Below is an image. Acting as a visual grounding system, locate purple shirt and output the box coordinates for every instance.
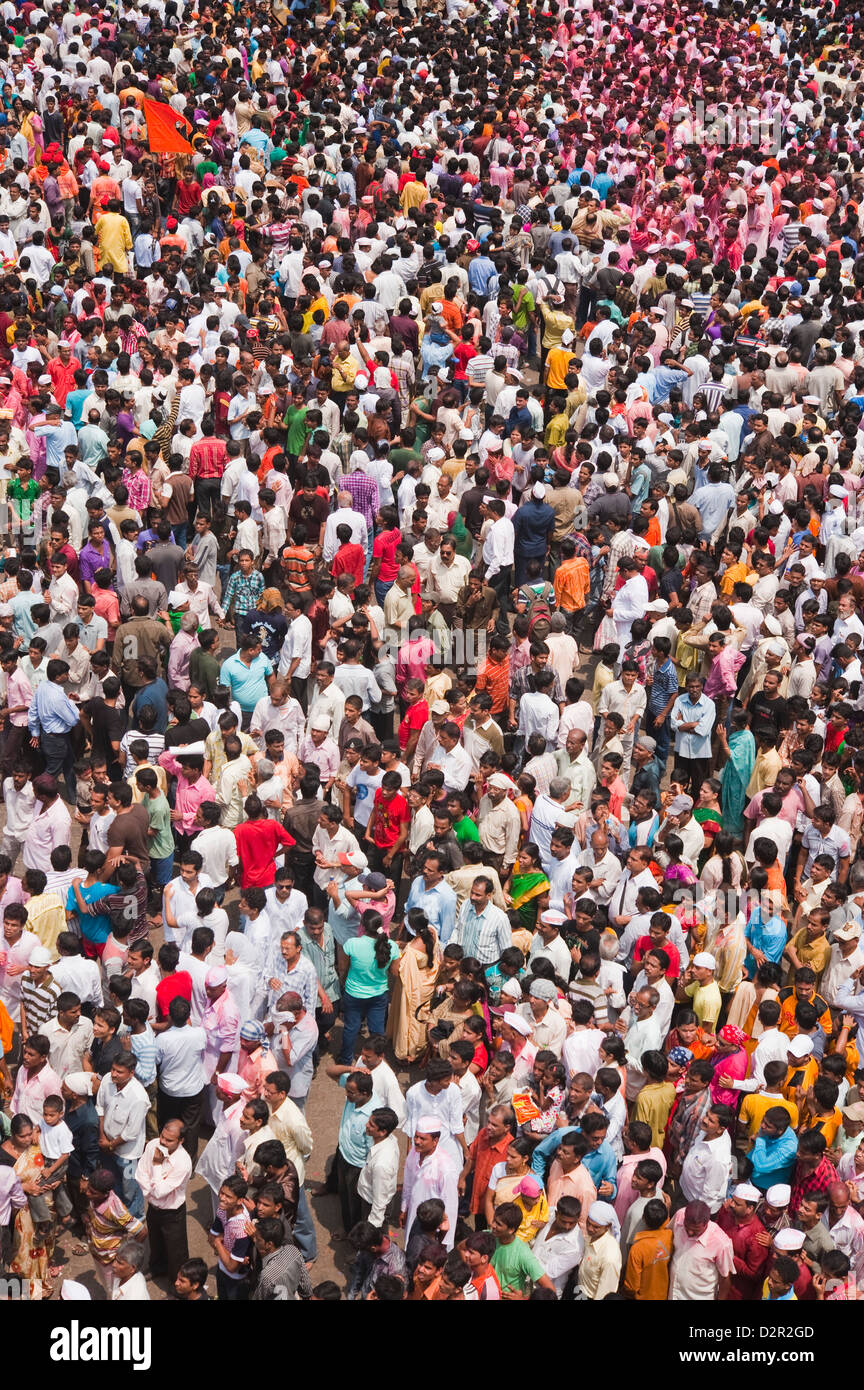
[342,471,379,530]
[79,540,113,586]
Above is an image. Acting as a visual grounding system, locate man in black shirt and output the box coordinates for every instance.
[81,676,127,780]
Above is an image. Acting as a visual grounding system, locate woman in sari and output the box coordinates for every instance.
[4,1114,55,1299]
[507,844,549,933]
[388,914,440,1063]
[718,714,755,840]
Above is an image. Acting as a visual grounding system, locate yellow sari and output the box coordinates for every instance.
[388,927,440,1062]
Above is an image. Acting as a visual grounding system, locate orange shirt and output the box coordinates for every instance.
[554,556,589,612]
[624,1225,673,1300]
[475,653,511,714]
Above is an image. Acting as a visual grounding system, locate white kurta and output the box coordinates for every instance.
[400,1146,460,1250]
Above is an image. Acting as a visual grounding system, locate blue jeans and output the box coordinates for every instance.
[374,578,393,607]
[111,1154,146,1219]
[338,990,389,1064]
[293,1185,318,1262]
[150,853,174,887]
[172,522,188,550]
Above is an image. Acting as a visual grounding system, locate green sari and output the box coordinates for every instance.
[450,512,475,561]
[720,730,755,839]
[509,871,550,931]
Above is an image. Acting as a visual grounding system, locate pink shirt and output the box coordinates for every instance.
[158,752,218,833]
[11,1060,63,1125]
[22,799,72,873]
[547,1160,597,1229]
[614,1146,668,1221]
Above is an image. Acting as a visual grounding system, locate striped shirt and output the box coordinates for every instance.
[128,1022,158,1086]
[121,469,151,513]
[281,544,316,594]
[21,975,62,1031]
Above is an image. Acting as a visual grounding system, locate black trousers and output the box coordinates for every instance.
[156,1088,204,1159]
[490,564,513,617]
[147,1203,189,1279]
[290,675,308,712]
[330,1149,363,1233]
[676,756,711,802]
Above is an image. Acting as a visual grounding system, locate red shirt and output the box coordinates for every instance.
[233,819,296,889]
[633,936,681,980]
[370,788,410,849]
[372,527,401,583]
[398,699,428,751]
[155,970,193,1021]
[332,542,365,588]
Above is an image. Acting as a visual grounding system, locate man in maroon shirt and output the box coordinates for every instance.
[715,1183,771,1300]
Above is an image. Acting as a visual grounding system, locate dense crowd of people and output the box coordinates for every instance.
[2,0,864,1307]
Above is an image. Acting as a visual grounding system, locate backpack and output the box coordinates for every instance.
[517,581,555,640]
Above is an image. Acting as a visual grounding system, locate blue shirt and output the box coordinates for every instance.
[404,876,458,945]
[530,1127,618,1196]
[689,482,736,540]
[744,908,787,978]
[750,1129,798,1191]
[66,880,117,945]
[130,678,169,733]
[28,679,80,736]
[671,692,716,760]
[9,590,41,642]
[648,657,679,715]
[513,499,555,554]
[467,256,496,297]
[65,388,91,427]
[219,651,273,713]
[337,1088,374,1168]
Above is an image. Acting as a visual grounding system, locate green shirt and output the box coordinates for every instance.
[453,815,481,845]
[9,477,40,523]
[283,404,309,457]
[143,792,174,861]
[189,647,221,699]
[342,935,399,999]
[491,1237,545,1295]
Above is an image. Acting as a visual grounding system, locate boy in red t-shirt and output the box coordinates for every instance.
[331,522,365,589]
[154,942,193,1025]
[365,771,411,876]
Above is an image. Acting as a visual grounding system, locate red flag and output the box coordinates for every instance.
[142,98,194,155]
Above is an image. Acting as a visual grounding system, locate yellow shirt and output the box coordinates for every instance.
[635,1081,678,1148]
[545,346,579,392]
[684,979,722,1030]
[95,211,133,272]
[800,1106,843,1147]
[739,1091,798,1141]
[24,891,67,954]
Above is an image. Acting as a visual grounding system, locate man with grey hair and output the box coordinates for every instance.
[518,979,567,1056]
[322,489,368,562]
[110,1240,150,1301]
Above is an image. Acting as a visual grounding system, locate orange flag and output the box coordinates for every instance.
[142,98,194,155]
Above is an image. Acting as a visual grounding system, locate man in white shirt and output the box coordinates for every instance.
[154,997,208,1156]
[322,492,368,562]
[356,1107,401,1228]
[679,1106,734,1214]
[619,987,663,1102]
[95,1053,151,1217]
[134,1119,194,1278]
[427,722,472,793]
[481,499,515,609]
